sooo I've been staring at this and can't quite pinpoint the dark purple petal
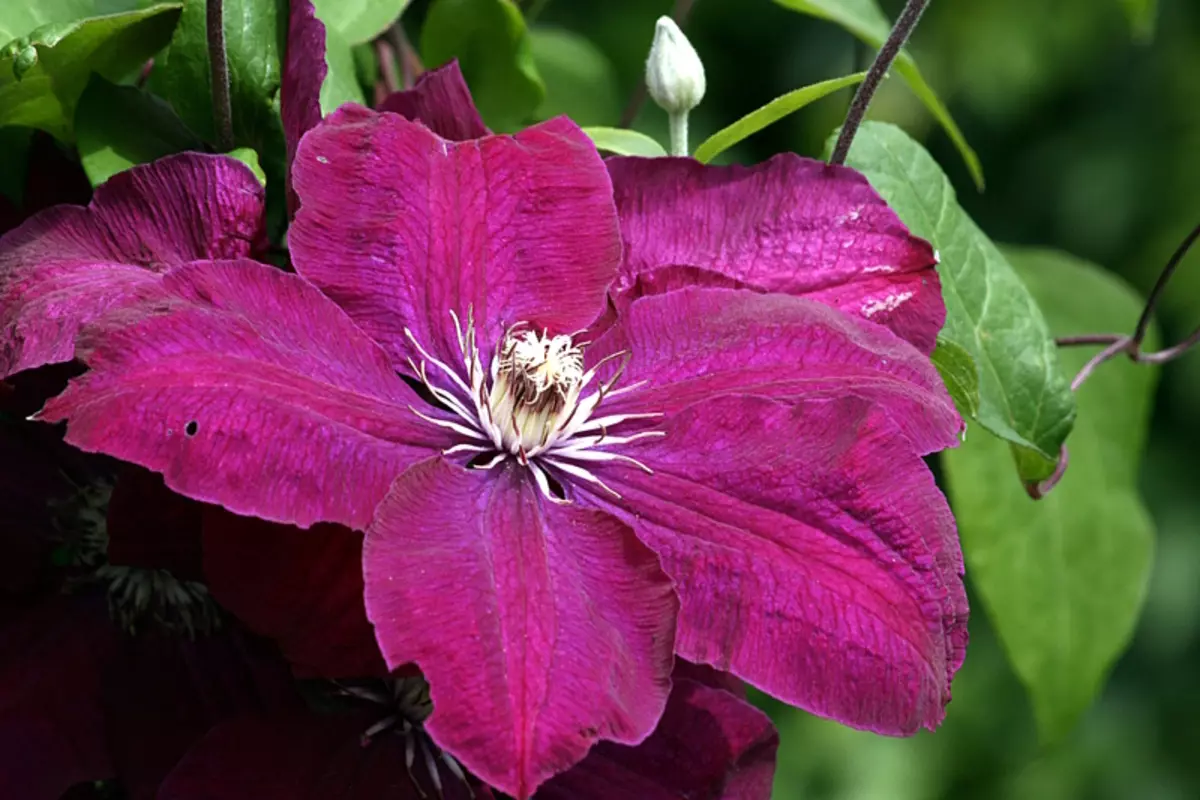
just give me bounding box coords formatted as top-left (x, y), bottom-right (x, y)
top-left (584, 395), bottom-right (968, 735)
top-left (378, 60), bottom-right (490, 142)
top-left (106, 465), bottom-right (205, 581)
top-left (101, 627), bottom-right (301, 799)
top-left (282, 0), bottom-right (326, 213)
top-left (38, 259), bottom-right (449, 530)
top-left (607, 155), bottom-right (943, 353)
top-left (593, 288), bottom-right (961, 456)
top-left (203, 507), bottom-right (387, 678)
top-left (159, 712), bottom-right (491, 799)
top-left (0, 154), bottom-right (265, 379)
top-left (289, 107), bottom-right (621, 368)
top-left (0, 595), bottom-right (115, 798)
top-left (363, 458), bottom-right (677, 799)
top-left (539, 678), bottom-right (777, 800)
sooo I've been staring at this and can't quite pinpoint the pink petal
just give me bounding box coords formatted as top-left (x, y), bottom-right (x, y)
top-left (378, 60), bottom-right (490, 142)
top-left (586, 395), bottom-right (968, 735)
top-left (202, 507), bottom-right (387, 678)
top-left (159, 712), bottom-right (490, 799)
top-left (594, 288), bottom-right (961, 456)
top-left (38, 259), bottom-right (449, 530)
top-left (363, 458), bottom-right (678, 798)
top-left (281, 0), bottom-right (327, 213)
top-left (607, 155), bottom-right (942, 353)
top-left (289, 107), bottom-right (621, 368)
top-left (0, 154), bottom-right (265, 379)
top-left (538, 678), bottom-right (777, 800)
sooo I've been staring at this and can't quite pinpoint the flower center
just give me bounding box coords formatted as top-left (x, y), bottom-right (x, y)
top-left (404, 312), bottom-right (664, 502)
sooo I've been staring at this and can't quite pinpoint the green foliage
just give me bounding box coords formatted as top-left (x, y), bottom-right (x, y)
top-left (0, 126), bottom-right (32, 205)
top-left (773, 0), bottom-right (984, 189)
top-left (226, 145), bottom-right (266, 185)
top-left (75, 74), bottom-right (202, 186)
top-left (0, 3), bottom-right (182, 141)
top-left (420, 0), bottom-right (544, 132)
top-left (318, 21), bottom-right (367, 113)
top-left (838, 122), bottom-right (1076, 481)
top-left (945, 246), bottom-right (1157, 743)
top-left (931, 337), bottom-right (980, 419)
top-left (1120, 0), bottom-right (1157, 41)
top-left (150, 0), bottom-right (286, 175)
top-left (693, 72), bottom-right (866, 164)
top-left (581, 127), bottom-right (667, 157)
top-left (530, 26), bottom-right (619, 126)
top-left (311, 0), bottom-right (408, 45)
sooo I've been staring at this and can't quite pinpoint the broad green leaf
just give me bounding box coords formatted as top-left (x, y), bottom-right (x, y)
top-left (150, 0), bottom-right (286, 172)
top-left (1119, 0), bottom-right (1157, 41)
top-left (837, 122), bottom-right (1075, 480)
top-left (420, 0), bottom-right (544, 132)
top-left (75, 74), bottom-right (202, 186)
top-left (0, 126), bottom-right (33, 205)
top-left (0, 0), bottom-right (145, 42)
top-left (582, 127), bottom-right (667, 158)
top-left (0, 3), bottom-right (182, 141)
top-left (773, 0), bottom-right (983, 190)
top-left (945, 245), bottom-right (1157, 743)
top-left (319, 21), bottom-right (367, 113)
top-left (227, 146), bottom-right (266, 186)
top-left (693, 72), bottom-right (866, 164)
top-left (311, 0), bottom-right (409, 45)
top-left (930, 337), bottom-right (979, 420)
top-left (530, 26), bottom-right (619, 126)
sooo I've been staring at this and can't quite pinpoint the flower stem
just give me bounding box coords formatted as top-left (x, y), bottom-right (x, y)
top-left (206, 0), bottom-right (234, 152)
top-left (668, 111), bottom-right (689, 156)
top-left (828, 0), bottom-right (929, 167)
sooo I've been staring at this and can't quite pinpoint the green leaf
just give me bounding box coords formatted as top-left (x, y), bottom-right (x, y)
top-left (581, 127), bottom-right (667, 158)
top-left (944, 245), bottom-right (1157, 743)
top-left (419, 0), bottom-right (544, 132)
top-left (0, 0), bottom-right (144, 43)
top-left (773, 0), bottom-right (983, 190)
top-left (0, 3), bottom-right (182, 141)
top-left (530, 26), bottom-right (619, 126)
top-left (318, 21), bottom-right (367, 113)
top-left (75, 74), bottom-right (202, 186)
top-left (836, 122), bottom-right (1075, 479)
top-left (693, 71), bottom-right (866, 164)
top-left (226, 146), bottom-right (267, 186)
top-left (311, 0), bottom-right (409, 45)
top-left (930, 337), bottom-right (979, 420)
top-left (1119, 0), bottom-right (1157, 41)
top-left (0, 126), bottom-right (33, 205)
top-left (149, 0), bottom-right (287, 233)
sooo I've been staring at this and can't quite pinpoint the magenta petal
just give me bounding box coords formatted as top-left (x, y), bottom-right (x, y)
top-left (159, 713), bottom-right (490, 799)
top-left (281, 0), bottom-right (326, 212)
top-left (607, 155), bottom-right (942, 353)
top-left (289, 108), bottom-right (621, 367)
top-left (594, 288), bottom-right (961, 455)
top-left (363, 458), bottom-right (678, 798)
top-left (588, 395), bottom-right (968, 735)
top-left (0, 154), bottom-right (265, 379)
top-left (38, 259), bottom-right (449, 530)
top-left (538, 678), bottom-right (777, 800)
top-left (378, 60), bottom-right (490, 142)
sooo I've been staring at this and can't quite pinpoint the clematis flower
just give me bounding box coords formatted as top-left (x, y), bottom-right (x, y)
top-left (2, 49), bottom-right (967, 800)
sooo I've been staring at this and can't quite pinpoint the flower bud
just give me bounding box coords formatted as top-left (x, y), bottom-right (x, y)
top-left (645, 17), bottom-right (706, 115)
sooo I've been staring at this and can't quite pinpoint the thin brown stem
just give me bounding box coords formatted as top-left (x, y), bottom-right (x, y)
top-left (1131, 220), bottom-right (1200, 347)
top-left (376, 39), bottom-right (400, 95)
top-left (384, 24), bottom-right (423, 89)
top-left (829, 0), bottom-right (929, 166)
top-left (619, 0), bottom-right (698, 128)
top-left (206, 0), bottom-right (234, 151)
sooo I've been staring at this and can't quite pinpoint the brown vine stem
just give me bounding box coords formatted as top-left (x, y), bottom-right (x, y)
top-left (829, 0), bottom-right (929, 167)
top-left (383, 24), bottom-right (423, 90)
top-left (618, 0), bottom-right (699, 129)
top-left (206, 0), bottom-right (234, 151)
top-left (1030, 218), bottom-right (1200, 499)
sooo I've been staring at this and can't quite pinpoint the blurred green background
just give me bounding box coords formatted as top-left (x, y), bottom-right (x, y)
top-left (520, 0), bottom-right (1200, 797)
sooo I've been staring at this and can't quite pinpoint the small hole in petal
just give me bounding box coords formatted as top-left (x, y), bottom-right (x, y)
top-left (185, 421), bottom-right (198, 437)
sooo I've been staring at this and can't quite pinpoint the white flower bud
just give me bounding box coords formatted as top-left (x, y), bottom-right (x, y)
top-left (645, 17), bottom-right (706, 116)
